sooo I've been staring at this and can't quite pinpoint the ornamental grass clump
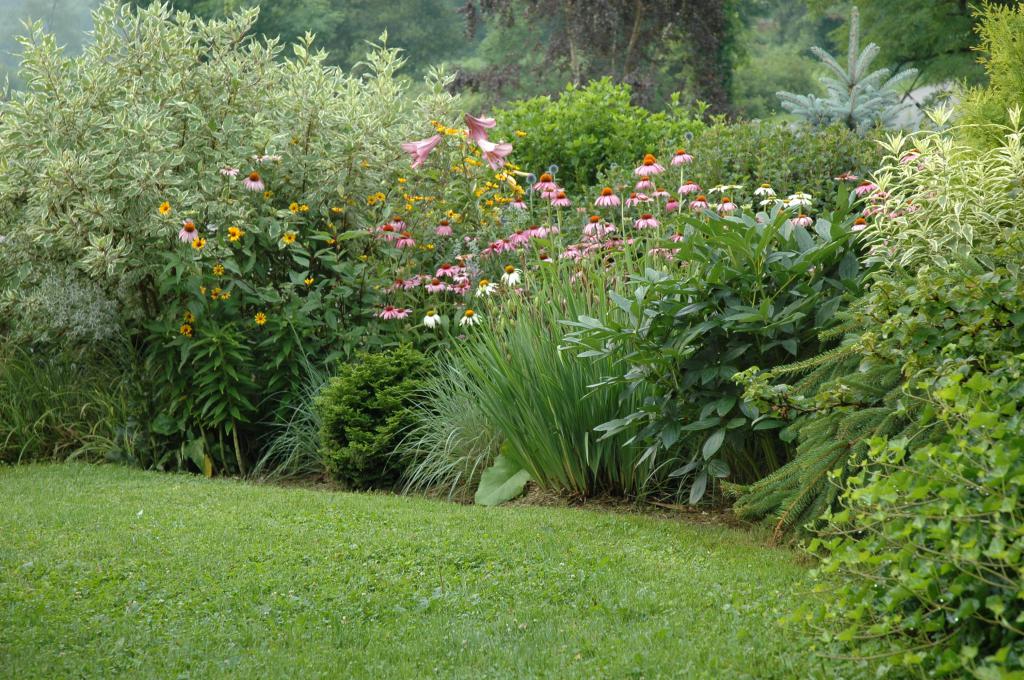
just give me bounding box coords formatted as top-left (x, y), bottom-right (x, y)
top-left (402, 264), bottom-right (659, 499)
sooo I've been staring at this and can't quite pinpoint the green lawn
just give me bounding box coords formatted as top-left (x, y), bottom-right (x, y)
top-left (0, 464), bottom-right (866, 679)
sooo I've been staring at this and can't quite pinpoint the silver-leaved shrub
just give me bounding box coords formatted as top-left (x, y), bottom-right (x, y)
top-left (0, 1), bottom-right (454, 348)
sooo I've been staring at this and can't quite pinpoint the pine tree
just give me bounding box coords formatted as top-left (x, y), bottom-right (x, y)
top-left (777, 6), bottom-right (918, 131)
top-left (726, 321), bottom-right (936, 540)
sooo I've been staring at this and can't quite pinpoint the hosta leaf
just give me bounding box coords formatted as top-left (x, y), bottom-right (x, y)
top-left (474, 455), bottom-right (531, 507)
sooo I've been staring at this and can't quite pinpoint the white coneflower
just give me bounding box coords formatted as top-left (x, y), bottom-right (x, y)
top-left (459, 309), bottom-right (480, 326)
top-left (423, 309), bottom-right (442, 328)
top-left (501, 265), bottom-right (522, 286)
top-left (475, 278), bottom-right (498, 297)
top-left (709, 184), bottom-right (742, 194)
top-left (753, 183), bottom-right (775, 197)
top-left (786, 192), bottom-right (813, 208)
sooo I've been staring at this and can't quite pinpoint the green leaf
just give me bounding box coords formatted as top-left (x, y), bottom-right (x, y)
top-left (702, 429), bottom-right (726, 459)
top-left (707, 458), bottom-right (730, 478)
top-left (474, 454), bottom-right (532, 507)
top-left (689, 471), bottom-right (708, 504)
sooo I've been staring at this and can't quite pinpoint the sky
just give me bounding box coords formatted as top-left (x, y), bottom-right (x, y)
top-left (1, 0), bottom-right (100, 86)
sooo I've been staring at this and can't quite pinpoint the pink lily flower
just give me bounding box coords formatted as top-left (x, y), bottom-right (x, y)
top-left (464, 114), bottom-right (496, 143)
top-left (477, 138), bottom-right (513, 170)
top-left (400, 134), bottom-right (443, 169)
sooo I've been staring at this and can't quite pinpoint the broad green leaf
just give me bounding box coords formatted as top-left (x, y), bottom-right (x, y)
top-left (474, 455), bottom-right (532, 507)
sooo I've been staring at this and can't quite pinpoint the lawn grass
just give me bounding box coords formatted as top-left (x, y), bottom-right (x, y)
top-left (0, 464), bottom-right (868, 679)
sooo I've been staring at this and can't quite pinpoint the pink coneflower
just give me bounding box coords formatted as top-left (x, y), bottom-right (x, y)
top-left (791, 214), bottom-right (814, 228)
top-left (425, 278), bottom-right (447, 293)
top-left (551, 191), bottom-right (572, 208)
top-left (178, 219), bottom-right (198, 242)
top-left (509, 229), bottom-right (530, 246)
top-left (219, 166), bottom-right (239, 177)
top-left (538, 250), bottom-right (554, 263)
top-left (634, 214), bottom-right (659, 229)
top-left (435, 220), bottom-right (453, 236)
top-left (389, 216), bottom-right (408, 231)
top-left (464, 114), bottom-right (496, 143)
top-left (526, 224), bottom-right (546, 238)
top-left (533, 173), bottom-right (558, 192)
top-left (541, 187), bottom-right (560, 200)
top-left (477, 138), bottom-right (513, 170)
top-left (852, 217), bottom-right (868, 232)
top-left (717, 197), bottom-right (738, 214)
top-left (451, 277), bottom-right (472, 294)
top-left (834, 171), bottom-right (858, 181)
top-left (635, 153), bottom-right (664, 176)
top-left (900, 149), bottom-right (921, 164)
top-left (379, 306), bottom-right (411, 320)
top-left (854, 180), bottom-right (878, 197)
top-left (677, 180), bottom-right (701, 196)
top-left (402, 275), bottom-right (422, 290)
top-left (396, 231), bottom-right (416, 248)
top-left (378, 224), bottom-right (399, 241)
top-left (509, 197), bottom-right (527, 210)
top-left (665, 199), bottom-right (680, 212)
top-left (625, 192), bottom-right (650, 207)
top-left (583, 215), bottom-right (602, 237)
top-left (595, 187), bottom-right (620, 207)
top-left (559, 245), bottom-right (583, 261)
top-left (648, 247), bottom-right (679, 260)
top-left (652, 187), bottom-right (670, 199)
top-left (436, 262), bottom-right (462, 279)
top-left (670, 148), bottom-right (694, 165)
top-left (400, 134), bottom-right (443, 169)
top-left (670, 232), bottom-right (686, 242)
top-left (635, 179), bottom-right (654, 191)
top-left (689, 195), bottom-right (709, 211)
top-left (242, 171), bottom-right (265, 192)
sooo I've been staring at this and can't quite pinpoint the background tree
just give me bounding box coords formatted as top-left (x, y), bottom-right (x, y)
top-left (459, 0), bottom-right (741, 112)
top-left (0, 0), bottom-right (101, 88)
top-left (134, 0), bottom-right (474, 77)
top-left (810, 0), bottom-right (1019, 86)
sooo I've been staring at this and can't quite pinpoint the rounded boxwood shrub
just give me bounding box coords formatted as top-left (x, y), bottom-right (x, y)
top-left (315, 346), bottom-right (428, 489)
top-left (494, 78), bottom-right (706, 194)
